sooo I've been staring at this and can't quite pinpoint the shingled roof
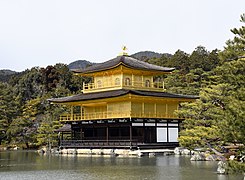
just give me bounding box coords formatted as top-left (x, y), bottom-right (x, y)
top-left (71, 55), bottom-right (175, 74)
top-left (48, 89), bottom-right (198, 103)
top-left (55, 124), bottom-right (71, 132)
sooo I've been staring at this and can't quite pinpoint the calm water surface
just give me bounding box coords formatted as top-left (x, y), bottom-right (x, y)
top-left (0, 151), bottom-right (243, 180)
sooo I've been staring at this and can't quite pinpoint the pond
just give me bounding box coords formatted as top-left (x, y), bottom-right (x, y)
top-left (0, 151), bottom-right (243, 180)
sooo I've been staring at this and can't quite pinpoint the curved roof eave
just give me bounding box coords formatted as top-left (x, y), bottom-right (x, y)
top-left (71, 55), bottom-right (175, 75)
top-left (48, 89), bottom-right (198, 104)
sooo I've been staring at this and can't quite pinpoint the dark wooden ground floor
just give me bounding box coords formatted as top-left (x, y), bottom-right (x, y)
top-left (58, 118), bottom-right (181, 149)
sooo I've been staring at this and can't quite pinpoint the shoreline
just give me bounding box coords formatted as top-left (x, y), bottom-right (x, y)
top-left (38, 147), bottom-right (175, 157)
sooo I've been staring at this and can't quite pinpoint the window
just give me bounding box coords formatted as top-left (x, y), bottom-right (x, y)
top-left (97, 80), bottom-right (102, 88)
top-left (115, 78), bottom-right (120, 85)
top-left (125, 77), bottom-right (131, 86)
top-left (145, 80), bottom-right (150, 87)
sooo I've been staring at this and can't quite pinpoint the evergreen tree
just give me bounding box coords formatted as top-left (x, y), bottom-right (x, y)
top-left (219, 14), bottom-right (245, 61)
top-left (178, 14), bottom-right (245, 158)
top-left (7, 98), bottom-right (42, 147)
top-left (36, 112), bottom-right (61, 148)
top-left (0, 82), bottom-right (18, 144)
top-left (168, 50), bottom-right (190, 73)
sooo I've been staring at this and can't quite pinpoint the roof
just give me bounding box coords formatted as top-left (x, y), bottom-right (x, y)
top-left (48, 89), bottom-right (198, 103)
top-left (55, 124), bottom-right (71, 132)
top-left (71, 55), bottom-right (175, 74)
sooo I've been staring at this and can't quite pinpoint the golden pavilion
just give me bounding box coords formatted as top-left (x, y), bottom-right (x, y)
top-left (49, 50), bottom-right (197, 149)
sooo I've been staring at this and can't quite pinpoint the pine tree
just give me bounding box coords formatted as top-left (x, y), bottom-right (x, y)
top-left (0, 82), bottom-right (18, 144)
top-left (178, 14), bottom-right (245, 160)
top-left (36, 109), bottom-right (62, 148)
top-left (7, 98), bottom-right (42, 147)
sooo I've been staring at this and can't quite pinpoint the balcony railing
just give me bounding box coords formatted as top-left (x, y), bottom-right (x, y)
top-left (60, 140), bottom-right (138, 148)
top-left (83, 80), bottom-right (165, 93)
top-left (59, 112), bottom-right (177, 122)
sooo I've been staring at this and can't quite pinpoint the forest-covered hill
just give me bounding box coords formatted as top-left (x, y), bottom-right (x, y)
top-left (0, 69), bottom-right (18, 82)
top-left (67, 51), bottom-right (171, 70)
top-left (0, 51), bottom-right (169, 79)
top-left (68, 60), bottom-right (93, 70)
top-left (131, 51), bottom-right (171, 61)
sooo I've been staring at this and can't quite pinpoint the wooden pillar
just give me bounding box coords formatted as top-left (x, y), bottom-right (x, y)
top-left (80, 106), bottom-right (83, 120)
top-left (121, 71), bottom-right (123, 88)
top-left (141, 75), bottom-right (144, 87)
top-left (71, 106), bottom-right (74, 120)
top-left (80, 128), bottom-right (83, 140)
top-left (167, 120), bottom-right (169, 142)
top-left (154, 103), bottom-right (157, 118)
top-left (118, 125), bottom-right (121, 139)
top-left (129, 124), bottom-right (132, 147)
top-left (71, 129), bottom-right (74, 140)
top-left (131, 74), bottom-right (134, 86)
top-left (143, 119), bottom-right (145, 143)
top-left (142, 102), bottom-right (144, 117)
top-left (106, 125), bottom-right (109, 145)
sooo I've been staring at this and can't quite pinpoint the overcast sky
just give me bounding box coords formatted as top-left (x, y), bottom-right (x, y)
top-left (0, 0), bottom-right (244, 72)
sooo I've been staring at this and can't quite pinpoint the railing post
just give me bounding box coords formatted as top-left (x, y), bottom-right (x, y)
top-left (71, 106), bottom-right (74, 120)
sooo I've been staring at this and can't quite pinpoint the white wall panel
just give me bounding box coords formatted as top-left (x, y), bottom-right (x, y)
top-left (157, 128), bottom-right (167, 142)
top-left (169, 128), bottom-right (178, 142)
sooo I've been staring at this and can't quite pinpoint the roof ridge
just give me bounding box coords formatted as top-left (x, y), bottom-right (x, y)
top-left (72, 55), bottom-right (175, 74)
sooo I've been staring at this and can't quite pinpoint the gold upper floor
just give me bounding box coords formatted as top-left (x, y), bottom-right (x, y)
top-left (78, 65), bottom-right (168, 93)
